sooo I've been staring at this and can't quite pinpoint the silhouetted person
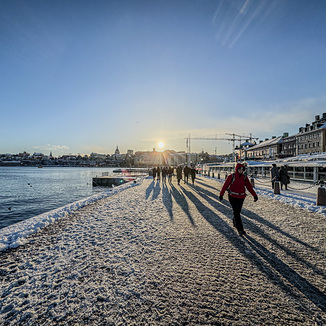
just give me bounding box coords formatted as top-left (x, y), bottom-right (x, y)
top-left (176, 165), bottom-right (183, 185)
top-left (270, 164), bottom-right (280, 189)
top-left (168, 166), bottom-right (174, 183)
top-left (184, 166), bottom-right (190, 183)
top-left (162, 166), bottom-right (168, 183)
top-left (279, 165), bottom-right (290, 190)
top-left (157, 167), bottom-right (161, 181)
top-left (152, 167), bottom-right (157, 181)
top-left (190, 167), bottom-right (196, 185)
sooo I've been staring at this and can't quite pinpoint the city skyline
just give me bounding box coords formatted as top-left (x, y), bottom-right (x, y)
top-left (1, 0), bottom-right (325, 156)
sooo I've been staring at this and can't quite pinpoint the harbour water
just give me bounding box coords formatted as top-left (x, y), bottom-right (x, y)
top-left (0, 166), bottom-right (116, 229)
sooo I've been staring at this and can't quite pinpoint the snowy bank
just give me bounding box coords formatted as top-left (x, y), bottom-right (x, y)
top-left (0, 177), bottom-right (145, 252)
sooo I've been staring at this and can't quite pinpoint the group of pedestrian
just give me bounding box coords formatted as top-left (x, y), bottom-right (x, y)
top-left (154, 162), bottom-right (259, 237)
top-left (271, 163), bottom-right (290, 190)
top-left (154, 165), bottom-right (197, 185)
top-left (152, 166), bottom-right (174, 183)
top-left (180, 165), bottom-right (197, 185)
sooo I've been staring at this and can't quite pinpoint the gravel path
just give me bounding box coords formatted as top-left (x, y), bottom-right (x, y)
top-left (0, 176), bottom-right (325, 325)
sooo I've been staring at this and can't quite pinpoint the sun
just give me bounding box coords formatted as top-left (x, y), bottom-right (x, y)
top-left (158, 141), bottom-right (164, 148)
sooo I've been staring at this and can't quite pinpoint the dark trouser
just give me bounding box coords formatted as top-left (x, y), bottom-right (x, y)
top-left (228, 196), bottom-right (245, 232)
top-left (281, 183), bottom-right (288, 190)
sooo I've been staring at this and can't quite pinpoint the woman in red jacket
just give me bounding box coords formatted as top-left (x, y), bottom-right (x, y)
top-left (219, 163), bottom-right (258, 236)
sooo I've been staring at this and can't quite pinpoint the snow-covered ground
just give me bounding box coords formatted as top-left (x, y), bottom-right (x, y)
top-left (0, 175), bottom-right (325, 325)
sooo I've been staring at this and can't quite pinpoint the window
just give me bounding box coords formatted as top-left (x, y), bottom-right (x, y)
top-left (305, 167), bottom-right (314, 180)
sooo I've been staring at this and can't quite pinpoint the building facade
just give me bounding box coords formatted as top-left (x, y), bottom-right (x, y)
top-left (245, 113), bottom-right (326, 160)
top-left (245, 136), bottom-right (283, 160)
top-left (295, 114), bottom-right (326, 155)
top-left (280, 134), bottom-right (296, 158)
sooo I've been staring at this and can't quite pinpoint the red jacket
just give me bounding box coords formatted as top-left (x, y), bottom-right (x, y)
top-left (220, 163), bottom-right (257, 199)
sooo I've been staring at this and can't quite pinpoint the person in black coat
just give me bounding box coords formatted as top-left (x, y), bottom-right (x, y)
top-left (190, 167), bottom-right (196, 185)
top-left (184, 166), bottom-right (190, 183)
top-left (156, 166), bottom-right (161, 181)
top-left (279, 165), bottom-right (290, 190)
top-left (270, 164), bottom-right (280, 189)
top-left (162, 166), bottom-right (168, 183)
top-left (176, 165), bottom-right (183, 185)
top-left (152, 167), bottom-right (157, 181)
top-left (168, 166), bottom-right (174, 183)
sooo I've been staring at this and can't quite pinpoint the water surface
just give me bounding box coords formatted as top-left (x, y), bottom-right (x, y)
top-left (0, 166), bottom-right (114, 229)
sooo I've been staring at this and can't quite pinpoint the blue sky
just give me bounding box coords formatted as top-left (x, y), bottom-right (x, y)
top-left (1, 0), bottom-right (326, 155)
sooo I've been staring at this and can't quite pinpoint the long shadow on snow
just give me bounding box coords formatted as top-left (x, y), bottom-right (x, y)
top-left (151, 181), bottom-right (161, 200)
top-left (183, 185), bottom-right (326, 312)
top-left (191, 182), bottom-right (317, 252)
top-left (190, 183), bottom-right (326, 279)
top-left (244, 234), bottom-right (326, 312)
top-left (145, 181), bottom-right (155, 200)
top-left (170, 184), bottom-right (195, 226)
top-left (162, 182), bottom-right (173, 221)
top-left (194, 179), bottom-right (218, 191)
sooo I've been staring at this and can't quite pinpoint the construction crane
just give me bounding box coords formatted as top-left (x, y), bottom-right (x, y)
top-left (185, 133), bottom-right (259, 155)
top-left (225, 133), bottom-right (259, 150)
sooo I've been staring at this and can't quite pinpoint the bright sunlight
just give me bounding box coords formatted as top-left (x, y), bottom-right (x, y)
top-left (158, 142), bottom-right (164, 148)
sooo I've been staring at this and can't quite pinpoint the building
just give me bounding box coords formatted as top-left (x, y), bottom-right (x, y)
top-left (280, 133), bottom-right (296, 158)
top-left (133, 150), bottom-right (191, 167)
top-left (235, 140), bottom-right (256, 160)
top-left (245, 114), bottom-right (326, 160)
top-left (134, 150), bottom-right (162, 167)
top-left (295, 114), bottom-right (326, 155)
top-left (245, 136), bottom-right (283, 160)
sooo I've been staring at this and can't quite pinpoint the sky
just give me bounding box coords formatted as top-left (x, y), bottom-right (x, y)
top-left (1, 0), bottom-right (326, 156)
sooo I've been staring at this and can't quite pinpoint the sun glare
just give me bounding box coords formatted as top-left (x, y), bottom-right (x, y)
top-left (158, 142), bottom-right (164, 148)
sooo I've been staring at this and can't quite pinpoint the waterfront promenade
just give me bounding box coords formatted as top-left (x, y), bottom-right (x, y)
top-left (0, 176), bottom-right (325, 325)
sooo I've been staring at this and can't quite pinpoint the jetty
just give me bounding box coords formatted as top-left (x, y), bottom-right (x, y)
top-left (0, 176), bottom-right (325, 325)
top-left (92, 168), bottom-right (150, 187)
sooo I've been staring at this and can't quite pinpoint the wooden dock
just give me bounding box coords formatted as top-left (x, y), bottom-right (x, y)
top-left (92, 176), bottom-right (136, 187)
top-left (93, 169), bottom-right (149, 187)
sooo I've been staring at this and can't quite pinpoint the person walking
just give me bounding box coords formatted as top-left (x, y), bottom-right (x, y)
top-left (152, 167), bottom-right (157, 181)
top-left (184, 166), bottom-right (190, 184)
top-left (219, 163), bottom-right (258, 236)
top-left (162, 167), bottom-right (168, 183)
top-left (270, 163), bottom-right (280, 189)
top-left (190, 166), bottom-right (196, 185)
top-left (176, 165), bottom-right (183, 185)
top-left (168, 166), bottom-right (174, 183)
top-left (279, 165), bottom-right (290, 190)
top-left (156, 167), bottom-right (161, 181)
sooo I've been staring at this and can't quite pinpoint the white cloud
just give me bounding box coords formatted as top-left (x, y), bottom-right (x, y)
top-left (33, 144), bottom-right (70, 152)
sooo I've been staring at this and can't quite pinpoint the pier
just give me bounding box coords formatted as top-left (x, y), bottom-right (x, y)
top-left (92, 176), bottom-right (136, 187)
top-left (92, 168), bottom-right (149, 187)
top-left (0, 176), bottom-right (325, 325)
